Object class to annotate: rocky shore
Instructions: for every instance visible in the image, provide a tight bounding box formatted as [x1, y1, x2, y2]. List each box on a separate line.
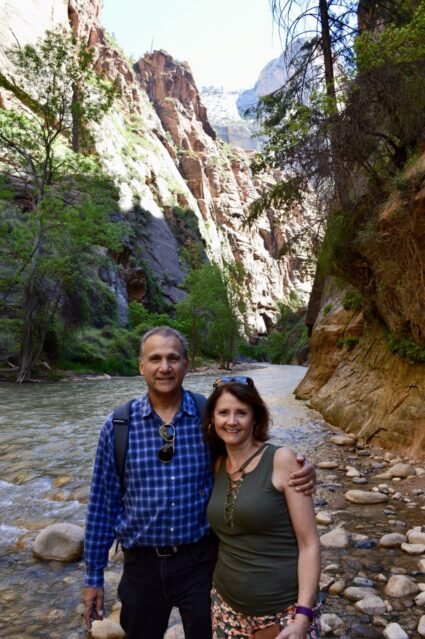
[28, 427, 425, 639]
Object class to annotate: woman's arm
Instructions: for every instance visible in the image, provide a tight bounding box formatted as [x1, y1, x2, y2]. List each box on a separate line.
[272, 448, 321, 639]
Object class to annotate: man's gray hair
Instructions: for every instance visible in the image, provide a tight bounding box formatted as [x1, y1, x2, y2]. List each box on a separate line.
[139, 326, 189, 359]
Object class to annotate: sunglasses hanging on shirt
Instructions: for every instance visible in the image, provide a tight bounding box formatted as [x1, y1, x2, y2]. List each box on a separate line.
[158, 423, 175, 463]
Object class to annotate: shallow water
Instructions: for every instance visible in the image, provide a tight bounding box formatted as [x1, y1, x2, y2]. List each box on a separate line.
[0, 365, 329, 638]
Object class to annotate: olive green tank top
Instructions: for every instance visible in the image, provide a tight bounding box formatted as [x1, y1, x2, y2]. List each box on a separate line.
[207, 444, 298, 615]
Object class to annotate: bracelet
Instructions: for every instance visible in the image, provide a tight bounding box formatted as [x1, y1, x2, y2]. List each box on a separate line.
[295, 605, 314, 622]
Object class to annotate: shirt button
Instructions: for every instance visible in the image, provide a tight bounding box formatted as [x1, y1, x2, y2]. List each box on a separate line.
[171, 476, 175, 480]
[170, 527, 174, 531]
[171, 502, 175, 506]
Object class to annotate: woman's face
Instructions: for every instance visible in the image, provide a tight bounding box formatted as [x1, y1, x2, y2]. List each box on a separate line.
[212, 390, 255, 448]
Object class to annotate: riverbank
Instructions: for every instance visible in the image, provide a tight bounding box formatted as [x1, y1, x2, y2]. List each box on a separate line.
[0, 361, 269, 384]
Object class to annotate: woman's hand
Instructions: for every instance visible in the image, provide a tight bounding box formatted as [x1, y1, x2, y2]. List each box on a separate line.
[277, 617, 310, 639]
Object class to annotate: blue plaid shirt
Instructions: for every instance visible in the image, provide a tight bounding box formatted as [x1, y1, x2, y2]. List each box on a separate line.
[84, 389, 213, 587]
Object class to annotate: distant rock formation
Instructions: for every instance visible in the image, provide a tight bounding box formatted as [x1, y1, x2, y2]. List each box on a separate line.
[200, 87, 263, 151]
[237, 40, 307, 115]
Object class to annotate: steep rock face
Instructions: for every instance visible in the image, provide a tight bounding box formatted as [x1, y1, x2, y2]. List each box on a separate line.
[133, 50, 313, 333]
[297, 310, 425, 458]
[297, 156, 425, 458]
[0, 2, 313, 333]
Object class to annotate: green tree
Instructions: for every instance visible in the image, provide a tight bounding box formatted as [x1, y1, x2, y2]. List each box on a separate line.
[176, 263, 243, 368]
[0, 29, 120, 382]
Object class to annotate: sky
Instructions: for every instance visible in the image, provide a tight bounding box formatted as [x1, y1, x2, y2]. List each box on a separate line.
[101, 0, 284, 91]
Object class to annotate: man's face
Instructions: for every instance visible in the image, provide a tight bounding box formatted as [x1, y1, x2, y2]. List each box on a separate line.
[139, 334, 188, 396]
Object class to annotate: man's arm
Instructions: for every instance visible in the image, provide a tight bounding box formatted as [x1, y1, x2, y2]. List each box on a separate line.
[83, 420, 122, 627]
[289, 454, 316, 495]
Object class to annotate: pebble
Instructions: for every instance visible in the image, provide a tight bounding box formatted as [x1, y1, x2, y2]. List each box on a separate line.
[343, 586, 378, 601]
[318, 460, 339, 469]
[418, 615, 425, 636]
[379, 533, 406, 548]
[345, 490, 388, 504]
[415, 591, 425, 606]
[316, 511, 333, 525]
[329, 435, 357, 446]
[384, 575, 419, 597]
[407, 530, 425, 544]
[320, 527, 350, 548]
[329, 580, 346, 595]
[400, 542, 425, 554]
[354, 595, 386, 615]
[383, 622, 409, 639]
[91, 619, 126, 639]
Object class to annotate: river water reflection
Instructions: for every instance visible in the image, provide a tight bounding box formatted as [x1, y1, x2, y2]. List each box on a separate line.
[0, 365, 328, 638]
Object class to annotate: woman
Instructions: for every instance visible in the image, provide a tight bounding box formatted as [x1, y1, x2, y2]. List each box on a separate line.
[205, 376, 321, 639]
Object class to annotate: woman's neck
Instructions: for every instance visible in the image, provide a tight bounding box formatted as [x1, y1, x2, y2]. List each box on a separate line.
[225, 440, 263, 472]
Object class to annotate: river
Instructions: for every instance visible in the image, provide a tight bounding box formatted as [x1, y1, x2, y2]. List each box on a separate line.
[0, 365, 329, 639]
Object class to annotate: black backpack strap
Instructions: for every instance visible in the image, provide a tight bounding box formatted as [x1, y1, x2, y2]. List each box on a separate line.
[188, 391, 207, 421]
[112, 400, 133, 493]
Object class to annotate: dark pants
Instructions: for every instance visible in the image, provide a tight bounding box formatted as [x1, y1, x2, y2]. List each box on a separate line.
[118, 533, 218, 639]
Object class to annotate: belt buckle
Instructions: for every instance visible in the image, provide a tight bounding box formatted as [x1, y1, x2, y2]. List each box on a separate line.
[155, 545, 178, 557]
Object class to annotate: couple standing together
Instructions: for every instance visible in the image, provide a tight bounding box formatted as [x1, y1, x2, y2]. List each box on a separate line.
[83, 326, 321, 639]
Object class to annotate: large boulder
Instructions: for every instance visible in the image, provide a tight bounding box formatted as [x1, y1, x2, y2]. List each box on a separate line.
[32, 523, 84, 562]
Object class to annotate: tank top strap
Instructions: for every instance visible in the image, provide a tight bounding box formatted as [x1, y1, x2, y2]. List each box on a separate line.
[254, 442, 280, 486]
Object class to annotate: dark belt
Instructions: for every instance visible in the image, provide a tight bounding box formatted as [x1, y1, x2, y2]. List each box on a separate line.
[124, 533, 212, 559]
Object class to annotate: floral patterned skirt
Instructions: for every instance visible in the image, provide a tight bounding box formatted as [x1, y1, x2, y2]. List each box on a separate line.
[211, 587, 321, 639]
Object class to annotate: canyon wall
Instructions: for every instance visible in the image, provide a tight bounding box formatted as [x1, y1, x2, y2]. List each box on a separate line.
[297, 157, 425, 458]
[0, 0, 313, 335]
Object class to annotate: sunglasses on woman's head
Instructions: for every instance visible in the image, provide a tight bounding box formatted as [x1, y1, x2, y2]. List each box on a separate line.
[213, 376, 254, 389]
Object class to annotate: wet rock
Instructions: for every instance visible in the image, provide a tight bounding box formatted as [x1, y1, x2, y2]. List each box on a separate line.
[350, 622, 382, 638]
[316, 511, 333, 525]
[388, 463, 415, 478]
[379, 533, 407, 548]
[323, 563, 340, 572]
[91, 619, 125, 639]
[354, 538, 377, 549]
[320, 527, 350, 548]
[353, 577, 375, 587]
[329, 435, 357, 446]
[416, 591, 425, 606]
[383, 622, 409, 639]
[400, 542, 425, 555]
[320, 613, 343, 634]
[343, 586, 378, 601]
[320, 574, 335, 590]
[418, 558, 425, 572]
[384, 575, 419, 597]
[32, 523, 84, 562]
[354, 595, 386, 615]
[345, 490, 388, 504]
[329, 579, 346, 595]
[407, 530, 425, 544]
[352, 477, 368, 484]
[318, 460, 339, 469]
[346, 466, 361, 477]
[418, 615, 425, 636]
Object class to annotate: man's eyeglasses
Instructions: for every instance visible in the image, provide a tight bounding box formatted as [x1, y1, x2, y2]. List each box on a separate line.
[213, 376, 254, 389]
[158, 423, 175, 463]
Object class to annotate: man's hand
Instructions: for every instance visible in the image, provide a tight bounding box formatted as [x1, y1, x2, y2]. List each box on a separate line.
[83, 586, 104, 629]
[289, 454, 316, 495]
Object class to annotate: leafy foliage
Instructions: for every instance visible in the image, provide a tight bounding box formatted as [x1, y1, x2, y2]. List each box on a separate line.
[0, 29, 120, 381]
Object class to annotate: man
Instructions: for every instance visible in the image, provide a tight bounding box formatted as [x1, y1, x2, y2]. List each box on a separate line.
[83, 326, 316, 639]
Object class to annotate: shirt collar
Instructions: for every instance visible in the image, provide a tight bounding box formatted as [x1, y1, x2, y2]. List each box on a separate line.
[139, 388, 198, 418]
